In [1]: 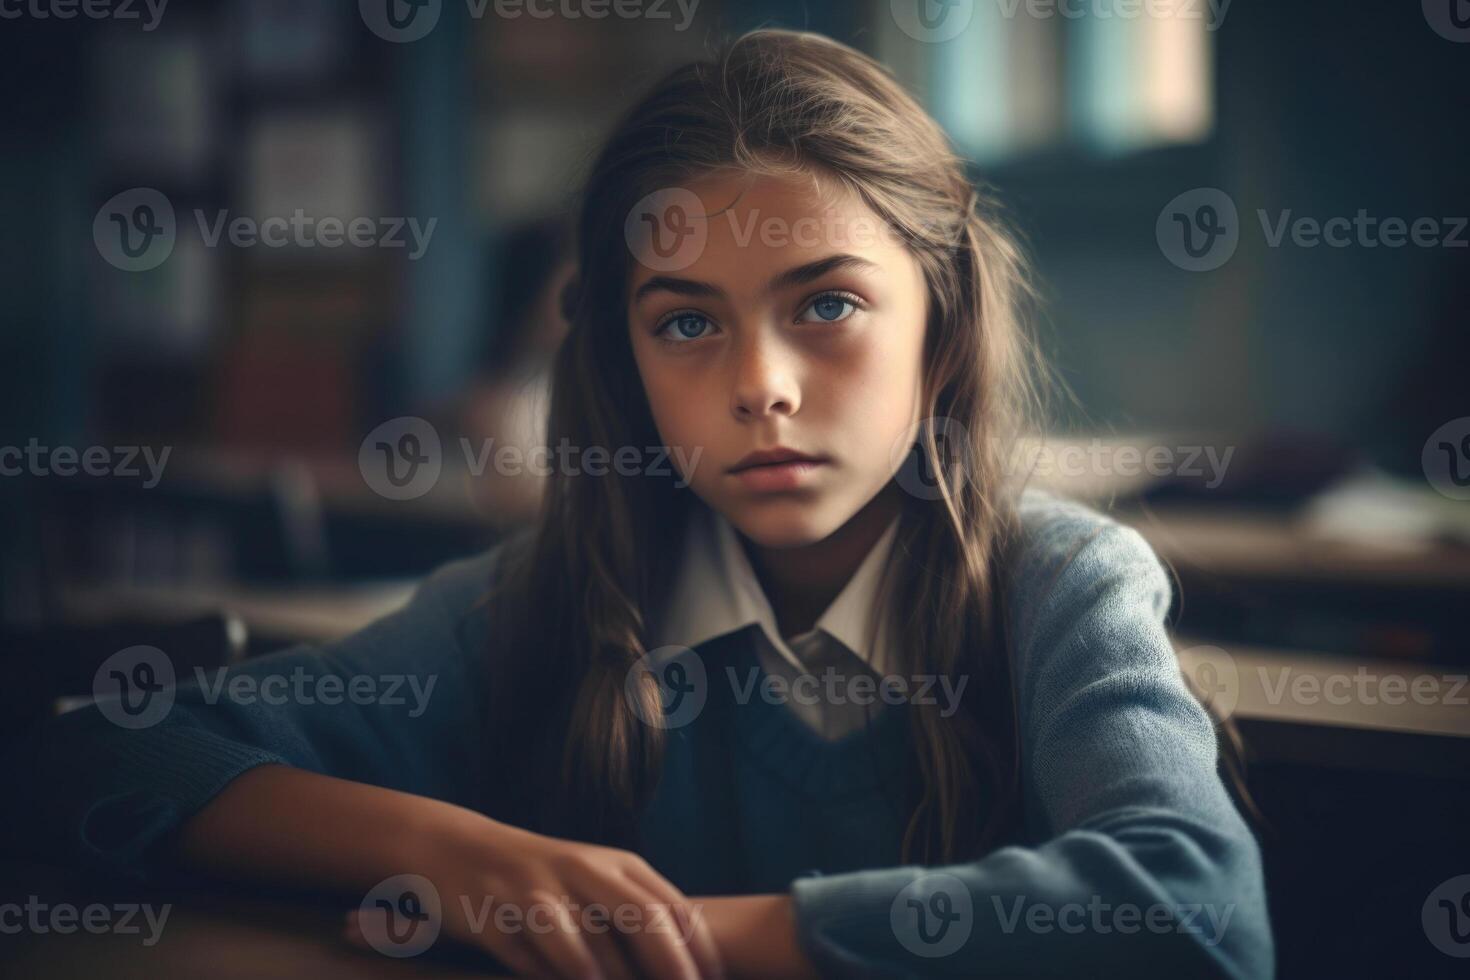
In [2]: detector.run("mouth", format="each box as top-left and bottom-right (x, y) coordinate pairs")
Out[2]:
(726, 450), (829, 492)
(727, 447), (827, 473)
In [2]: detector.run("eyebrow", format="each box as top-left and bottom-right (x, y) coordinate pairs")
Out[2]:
(632, 253), (880, 305)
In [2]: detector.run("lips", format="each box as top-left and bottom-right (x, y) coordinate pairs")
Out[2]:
(728, 447), (827, 473)
(726, 447), (830, 494)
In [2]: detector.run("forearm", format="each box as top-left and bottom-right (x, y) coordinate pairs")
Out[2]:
(696, 893), (821, 980)
(177, 766), (813, 977)
(174, 763), (491, 895)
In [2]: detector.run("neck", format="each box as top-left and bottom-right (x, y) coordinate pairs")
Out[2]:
(738, 481), (903, 639)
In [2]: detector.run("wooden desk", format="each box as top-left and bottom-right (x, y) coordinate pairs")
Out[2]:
(57, 555), (1469, 776)
(1123, 503), (1470, 591)
(52, 458), (1470, 777)
(0, 861), (507, 979)
(1176, 639), (1470, 739)
(1175, 637), (1470, 779)
(59, 580), (416, 648)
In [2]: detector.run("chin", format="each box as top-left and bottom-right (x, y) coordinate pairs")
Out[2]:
(723, 497), (846, 549)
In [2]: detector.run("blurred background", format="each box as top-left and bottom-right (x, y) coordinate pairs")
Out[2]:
(1, 1), (1467, 975)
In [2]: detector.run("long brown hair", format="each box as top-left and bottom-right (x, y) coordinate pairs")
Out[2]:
(478, 29), (1049, 865)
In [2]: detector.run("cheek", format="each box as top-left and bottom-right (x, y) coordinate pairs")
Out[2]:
(832, 322), (924, 414)
(637, 355), (709, 446)
(639, 370), (724, 490)
(818, 323), (925, 468)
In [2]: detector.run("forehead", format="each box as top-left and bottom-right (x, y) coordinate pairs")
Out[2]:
(625, 169), (904, 296)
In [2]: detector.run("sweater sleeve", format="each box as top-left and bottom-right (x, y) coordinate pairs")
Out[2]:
(0, 546), (505, 883)
(788, 495), (1274, 979)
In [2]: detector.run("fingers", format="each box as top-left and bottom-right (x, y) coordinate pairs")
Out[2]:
(576, 867), (703, 980)
(341, 835), (721, 980)
(515, 888), (608, 980)
(344, 907), (556, 979)
(568, 909), (637, 980)
(621, 865), (725, 980)
(481, 935), (557, 980)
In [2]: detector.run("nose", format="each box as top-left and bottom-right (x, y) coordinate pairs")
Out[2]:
(729, 332), (800, 421)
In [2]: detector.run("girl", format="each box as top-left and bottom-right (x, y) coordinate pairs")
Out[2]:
(5, 30), (1272, 980)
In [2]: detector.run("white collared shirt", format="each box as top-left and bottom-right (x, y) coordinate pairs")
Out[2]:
(653, 503), (902, 741)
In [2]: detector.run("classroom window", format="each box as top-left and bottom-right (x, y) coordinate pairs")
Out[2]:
(899, 4), (1215, 163)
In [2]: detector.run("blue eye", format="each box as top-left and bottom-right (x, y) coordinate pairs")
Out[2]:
(658, 312), (713, 343)
(799, 293), (858, 323)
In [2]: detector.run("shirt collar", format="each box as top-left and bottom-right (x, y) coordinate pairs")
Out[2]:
(653, 502), (902, 677)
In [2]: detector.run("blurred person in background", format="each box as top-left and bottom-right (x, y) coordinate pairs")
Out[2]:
(440, 216), (575, 528)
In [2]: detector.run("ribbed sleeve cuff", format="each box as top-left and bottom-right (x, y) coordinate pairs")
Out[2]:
(790, 866), (925, 979)
(70, 727), (290, 881)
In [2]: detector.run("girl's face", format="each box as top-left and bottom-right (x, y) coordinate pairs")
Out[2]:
(627, 171), (929, 548)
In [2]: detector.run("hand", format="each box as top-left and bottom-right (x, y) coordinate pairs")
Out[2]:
(343, 814), (724, 980)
